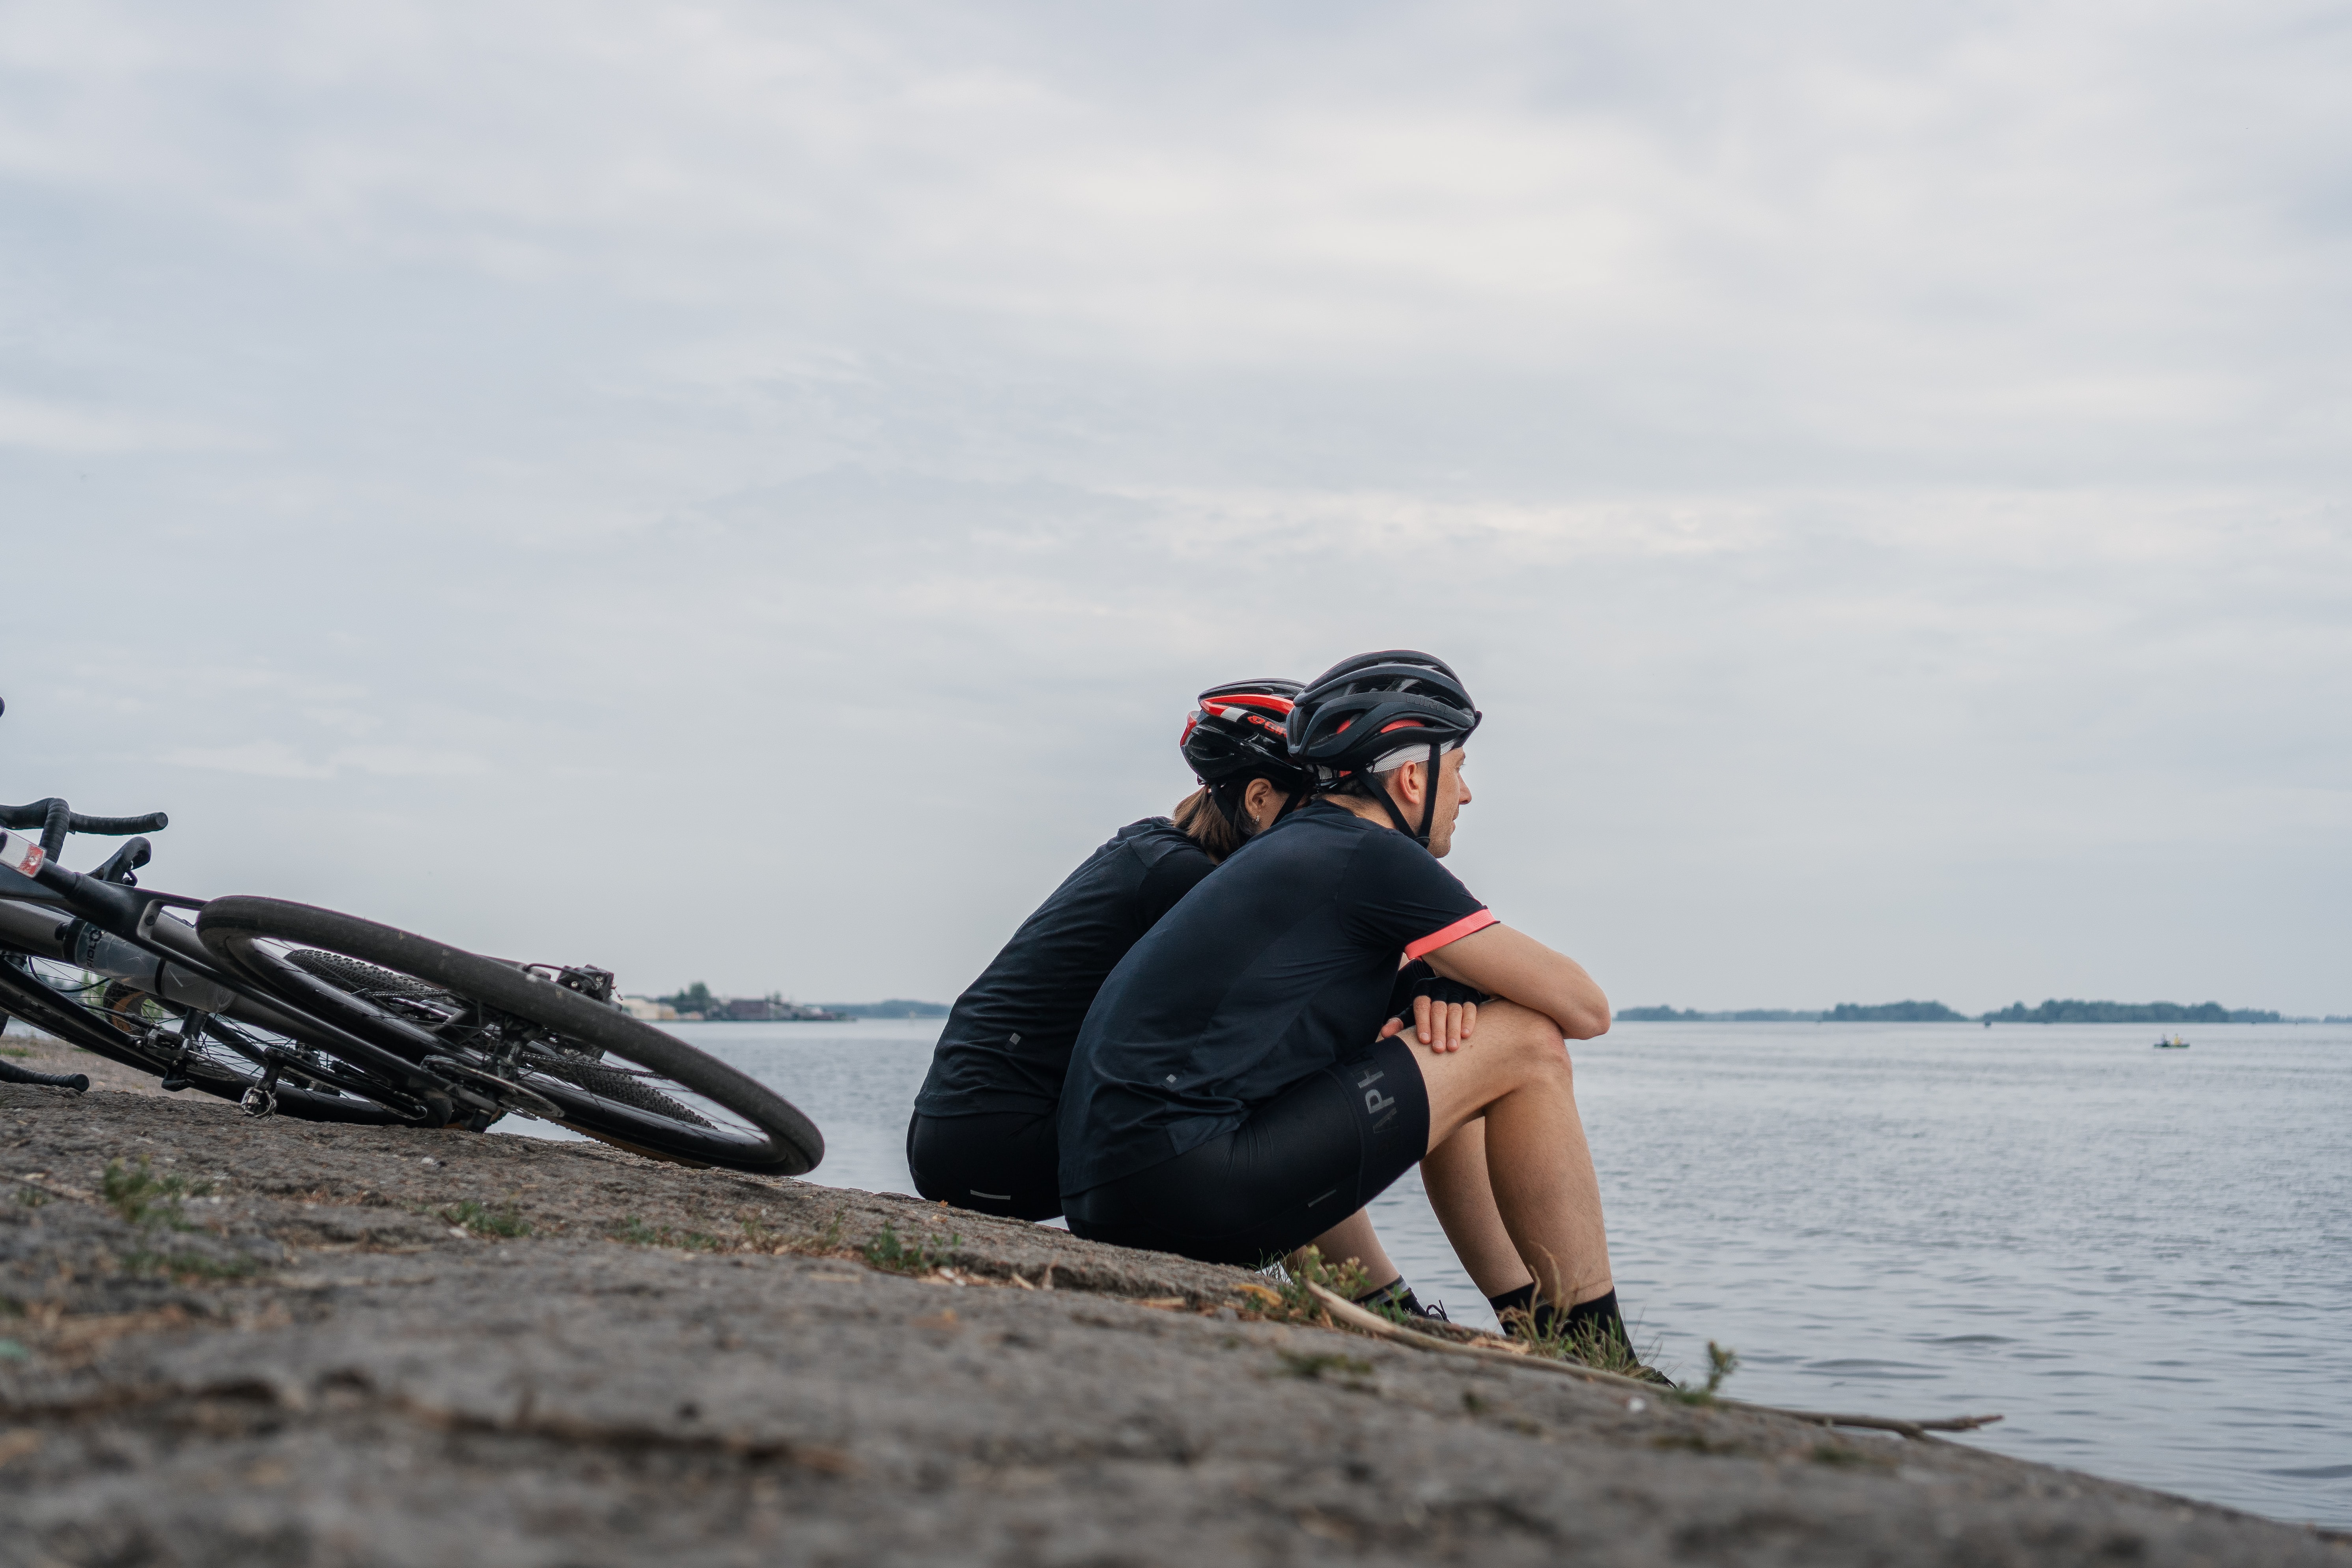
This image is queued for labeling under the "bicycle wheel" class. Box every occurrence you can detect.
[195,898,824,1175]
[0,952,404,1124]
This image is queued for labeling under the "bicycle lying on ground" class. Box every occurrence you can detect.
[0,704,822,1176]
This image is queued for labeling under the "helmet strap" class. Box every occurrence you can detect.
[1416,740,1441,846]
[1371,745,1442,848]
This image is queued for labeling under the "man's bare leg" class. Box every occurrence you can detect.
[1412,1000,1615,1309]
[1420,1118,1536,1298]
[1295,1208,1399,1290]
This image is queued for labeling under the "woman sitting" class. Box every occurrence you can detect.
[906,679,1311,1222]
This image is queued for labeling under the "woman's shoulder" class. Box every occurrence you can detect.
[1115,816,1213,869]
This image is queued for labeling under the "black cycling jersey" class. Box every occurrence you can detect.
[911,818,1216,1120]
[1058,800,1493,1197]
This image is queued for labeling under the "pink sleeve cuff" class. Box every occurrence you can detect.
[1403,908,1497,961]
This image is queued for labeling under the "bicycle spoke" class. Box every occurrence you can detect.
[194,898,822,1173]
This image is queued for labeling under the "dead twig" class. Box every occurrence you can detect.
[11,1172,95,1202]
[1303,1285,1999,1439]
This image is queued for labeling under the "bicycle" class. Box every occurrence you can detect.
[0,705,824,1176]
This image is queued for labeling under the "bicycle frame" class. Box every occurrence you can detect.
[1,828,495,1122]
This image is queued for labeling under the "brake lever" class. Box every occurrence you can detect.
[91,836,152,886]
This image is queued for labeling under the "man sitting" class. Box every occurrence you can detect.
[1058,650,1646,1357]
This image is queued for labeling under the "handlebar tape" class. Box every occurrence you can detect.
[0,800,169,842]
[65,811,169,836]
[0,1057,88,1092]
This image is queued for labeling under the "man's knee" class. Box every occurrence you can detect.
[1479,1001,1573,1079]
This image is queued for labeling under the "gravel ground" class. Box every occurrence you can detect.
[3,1072,2346,1567]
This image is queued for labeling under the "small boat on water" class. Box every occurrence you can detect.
[2153,1034,2191,1049]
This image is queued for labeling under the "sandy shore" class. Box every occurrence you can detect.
[2,1066,2345,1566]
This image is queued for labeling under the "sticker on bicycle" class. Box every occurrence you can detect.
[1,830,43,877]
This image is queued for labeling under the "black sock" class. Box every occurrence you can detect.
[1353,1277,1426,1318]
[1489,1284,1627,1349]
[1487,1282,1552,1337]
[1564,1288,1629,1351]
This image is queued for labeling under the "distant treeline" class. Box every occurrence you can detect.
[1828,1001,1967,1022]
[1618,997,2288,1024]
[1617,1001,1963,1023]
[1617,1006,1826,1022]
[1981,999,2280,1025]
[653,984,948,1019]
[653,987,945,1025]
[658,982,723,1016]
[817,999,952,1019]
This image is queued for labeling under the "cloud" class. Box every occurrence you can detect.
[0,395,245,454]
[163,743,488,780]
[162,743,335,781]
[1,0,2346,1011]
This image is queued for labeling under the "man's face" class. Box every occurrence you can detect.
[1425,748,1471,857]
[1385,747,1471,856]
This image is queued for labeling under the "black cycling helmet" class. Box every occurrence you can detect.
[1288,650,1480,847]
[1180,679,1310,839]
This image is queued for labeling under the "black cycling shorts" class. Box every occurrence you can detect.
[906,1108,1063,1222]
[1062,1032,1430,1267]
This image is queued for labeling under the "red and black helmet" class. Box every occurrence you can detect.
[1288,651,1480,846]
[1181,679,1309,788]
[1180,679,1310,838]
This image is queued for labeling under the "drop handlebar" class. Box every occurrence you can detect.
[0,800,170,860]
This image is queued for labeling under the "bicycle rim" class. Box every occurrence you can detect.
[196,898,824,1174]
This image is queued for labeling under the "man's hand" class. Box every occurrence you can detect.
[1377,993,1478,1053]
[1423,922,1610,1041]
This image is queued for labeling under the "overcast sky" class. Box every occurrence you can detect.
[4,0,2346,1014]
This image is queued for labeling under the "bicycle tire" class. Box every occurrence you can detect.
[196,898,824,1175]
[279,951,705,1123]
[0,955,401,1125]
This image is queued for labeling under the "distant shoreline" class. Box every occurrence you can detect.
[624,995,951,1023]
[1620,999,2345,1025]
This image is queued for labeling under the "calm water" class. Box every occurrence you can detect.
[538,1019,2352,1529]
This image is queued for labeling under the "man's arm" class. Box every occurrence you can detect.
[1421,923,1610,1040]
